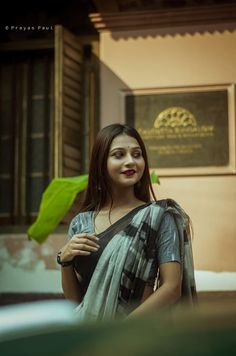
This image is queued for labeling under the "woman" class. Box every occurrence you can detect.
[57,124,196,321]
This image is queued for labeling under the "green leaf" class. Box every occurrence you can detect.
[27,170,160,244]
[150,170,161,185]
[27,175,88,244]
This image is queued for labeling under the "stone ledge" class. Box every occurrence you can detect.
[0,293,65,306]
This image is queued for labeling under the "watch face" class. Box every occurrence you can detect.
[57,252,62,265]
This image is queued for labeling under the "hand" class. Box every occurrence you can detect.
[59,233,100,262]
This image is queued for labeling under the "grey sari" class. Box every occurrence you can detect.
[74,199,196,322]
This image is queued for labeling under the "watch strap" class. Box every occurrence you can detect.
[57,251,74,267]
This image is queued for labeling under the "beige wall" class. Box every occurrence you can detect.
[0,233,65,294]
[99,26,236,273]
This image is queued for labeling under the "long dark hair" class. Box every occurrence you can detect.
[79,124,157,212]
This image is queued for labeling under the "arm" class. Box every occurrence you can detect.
[61,265,83,304]
[59,232,100,304]
[127,212,182,318]
[127,262,182,319]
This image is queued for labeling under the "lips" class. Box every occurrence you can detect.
[121,169,136,176]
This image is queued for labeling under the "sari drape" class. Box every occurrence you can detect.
[75,199,197,322]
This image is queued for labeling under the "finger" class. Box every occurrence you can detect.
[71,233,86,241]
[73,233,99,242]
[74,250,91,256]
[77,244,99,252]
[71,240,99,251]
[73,238,100,249]
[84,233,99,243]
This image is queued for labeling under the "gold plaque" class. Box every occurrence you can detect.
[121,84,236,176]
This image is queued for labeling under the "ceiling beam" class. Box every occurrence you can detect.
[89,3,236,32]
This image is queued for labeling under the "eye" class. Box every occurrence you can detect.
[113,151,123,158]
[133,151,142,158]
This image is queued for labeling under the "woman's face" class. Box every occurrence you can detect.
[107,134,145,190]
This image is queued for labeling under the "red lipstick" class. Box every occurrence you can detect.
[122,169,136,176]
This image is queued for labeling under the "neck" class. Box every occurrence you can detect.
[104,186,141,210]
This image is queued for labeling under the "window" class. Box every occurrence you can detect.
[0,26,97,226]
[0,51,53,224]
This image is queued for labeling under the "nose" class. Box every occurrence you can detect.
[125,153,135,165]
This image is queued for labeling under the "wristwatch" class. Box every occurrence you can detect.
[57,251,74,267]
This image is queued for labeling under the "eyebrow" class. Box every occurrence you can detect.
[110,146,141,153]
